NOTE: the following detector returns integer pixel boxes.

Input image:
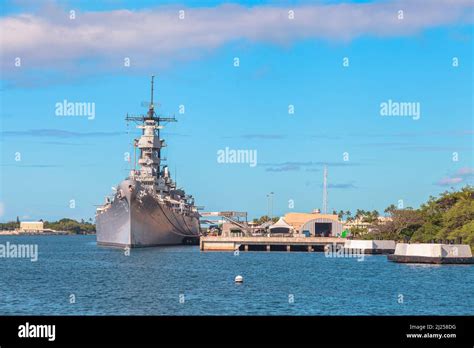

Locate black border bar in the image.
[0,316,473,346]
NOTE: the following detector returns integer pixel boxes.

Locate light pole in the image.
[267,192,274,222]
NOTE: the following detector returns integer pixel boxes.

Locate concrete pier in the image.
[344,240,396,254]
[200,236,345,252]
[388,243,474,264]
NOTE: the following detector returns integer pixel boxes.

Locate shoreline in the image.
[0,231,96,236]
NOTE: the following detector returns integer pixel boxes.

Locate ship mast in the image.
[148,75,155,119]
[125,76,177,186]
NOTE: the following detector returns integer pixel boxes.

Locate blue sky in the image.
[0,0,473,222]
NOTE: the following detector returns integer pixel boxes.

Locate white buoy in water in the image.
[234,275,243,283]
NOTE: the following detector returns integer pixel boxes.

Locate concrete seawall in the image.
[388,243,474,264]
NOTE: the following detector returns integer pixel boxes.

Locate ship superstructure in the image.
[96,76,200,247]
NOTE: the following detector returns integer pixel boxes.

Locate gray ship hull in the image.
[96,180,200,248]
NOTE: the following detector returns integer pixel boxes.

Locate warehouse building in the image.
[20,221,44,233]
[284,212,344,237]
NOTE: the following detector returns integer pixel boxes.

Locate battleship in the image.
[96,76,200,247]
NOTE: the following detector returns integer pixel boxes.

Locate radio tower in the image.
[322,165,328,214]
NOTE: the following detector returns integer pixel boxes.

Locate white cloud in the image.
[437,177,463,186]
[0,0,472,74]
[457,167,474,177]
[436,167,474,186]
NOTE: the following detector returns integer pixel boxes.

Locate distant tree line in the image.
[0,219,20,231]
[334,209,380,223]
[44,218,95,234]
[252,215,279,225]
[0,218,95,234]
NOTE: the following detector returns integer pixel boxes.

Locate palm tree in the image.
[384,204,397,215]
[355,209,365,220]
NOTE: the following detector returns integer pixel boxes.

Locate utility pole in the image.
[270,192,274,221]
[323,165,328,214]
[267,192,274,221]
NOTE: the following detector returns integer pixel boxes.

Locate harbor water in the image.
[0,235,473,315]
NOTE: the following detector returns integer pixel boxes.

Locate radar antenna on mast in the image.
[126,76,177,124]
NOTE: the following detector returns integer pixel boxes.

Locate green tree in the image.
[367,186,474,250]
[349,226,368,238]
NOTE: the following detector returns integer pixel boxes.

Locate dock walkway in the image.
[200,236,345,252]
